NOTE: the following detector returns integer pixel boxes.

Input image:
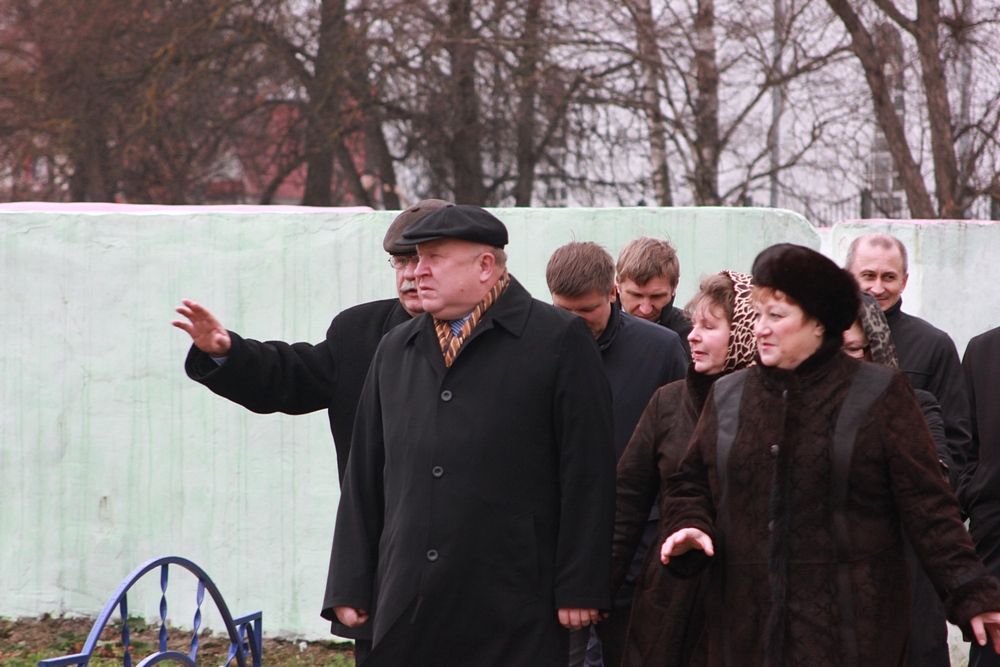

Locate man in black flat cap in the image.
[173,198,449,662]
[324,204,616,666]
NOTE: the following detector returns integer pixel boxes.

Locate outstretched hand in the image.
[172,299,231,356]
[971,611,1000,653]
[660,527,714,565]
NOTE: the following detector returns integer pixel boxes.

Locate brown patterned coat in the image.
[665,343,1000,666]
[612,370,715,666]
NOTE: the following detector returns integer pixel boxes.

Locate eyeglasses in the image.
[388,255,419,269]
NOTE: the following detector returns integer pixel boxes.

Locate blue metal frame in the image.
[37,555,262,667]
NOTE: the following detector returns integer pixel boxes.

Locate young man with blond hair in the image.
[616,237,691,355]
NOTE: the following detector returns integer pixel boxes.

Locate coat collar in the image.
[384,299,414,333]
[756,335,847,395]
[656,295,676,323]
[884,297,903,322]
[685,365,721,413]
[595,301,623,352]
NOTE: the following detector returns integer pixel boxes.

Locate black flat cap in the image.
[752,243,859,338]
[383,199,452,254]
[400,204,508,248]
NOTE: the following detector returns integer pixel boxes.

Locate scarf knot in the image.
[433,273,510,367]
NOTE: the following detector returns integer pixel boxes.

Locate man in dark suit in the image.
[963,327,1000,667]
[326,205,616,666]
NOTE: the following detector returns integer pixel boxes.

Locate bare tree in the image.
[627,0,674,205]
[0,0,284,203]
[826,0,1000,217]
[589,0,847,207]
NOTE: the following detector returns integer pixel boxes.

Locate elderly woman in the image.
[608,270,756,667]
[659,244,1000,666]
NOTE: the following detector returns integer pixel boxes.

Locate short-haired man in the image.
[615,237,691,356]
[547,241,686,667]
[326,206,616,666]
[962,326,1000,667]
[846,231,973,667]
[172,198,449,662]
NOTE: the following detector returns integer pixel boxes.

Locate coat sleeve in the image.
[959,336,983,509]
[551,318,616,610]
[913,389,949,478]
[321,347,386,620]
[879,373,1000,633]
[184,324,336,415]
[661,392,719,578]
[611,388,669,593]
[925,332,974,494]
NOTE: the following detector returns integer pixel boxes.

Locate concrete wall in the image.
[1,204,991,641]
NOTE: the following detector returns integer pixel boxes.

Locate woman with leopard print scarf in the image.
[607,270,756,667]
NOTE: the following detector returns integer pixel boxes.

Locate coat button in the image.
[769,444,779,457]
[440,390,453,402]
[432,466,444,478]
[426,549,439,562]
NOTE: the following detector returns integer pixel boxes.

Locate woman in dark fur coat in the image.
[609,270,756,667]
[660,243,1000,666]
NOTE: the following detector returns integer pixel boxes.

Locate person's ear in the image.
[478,250,496,279]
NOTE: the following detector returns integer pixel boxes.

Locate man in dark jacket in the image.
[173,198,448,480]
[547,241,686,667]
[963,327,1000,667]
[326,205,616,666]
[845,232,972,487]
[615,236,692,356]
[846,231,973,667]
[172,198,449,661]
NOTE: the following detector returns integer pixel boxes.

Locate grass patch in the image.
[0,615,355,666]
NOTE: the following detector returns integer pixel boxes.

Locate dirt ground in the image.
[0,614,355,666]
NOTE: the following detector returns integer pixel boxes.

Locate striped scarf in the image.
[433,273,510,367]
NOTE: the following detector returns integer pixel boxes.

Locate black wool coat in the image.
[323,277,616,667]
[963,328,1000,564]
[665,344,1000,667]
[184,298,410,481]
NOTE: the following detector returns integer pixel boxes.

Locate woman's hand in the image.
[660,527,714,565]
[970,611,1000,652]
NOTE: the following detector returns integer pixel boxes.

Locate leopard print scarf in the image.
[857,292,898,367]
[433,273,511,367]
[721,270,757,372]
